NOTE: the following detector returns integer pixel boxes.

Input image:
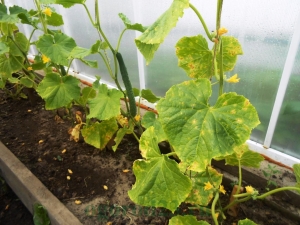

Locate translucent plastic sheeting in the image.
[271,46,300,159]
[10,0,140,88]
[8,0,300,155]
[136,0,300,146]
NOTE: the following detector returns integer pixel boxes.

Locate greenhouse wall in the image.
[8,0,300,161]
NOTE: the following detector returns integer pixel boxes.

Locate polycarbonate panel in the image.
[271,46,300,159]
[56,1,140,88]
[221,1,300,144]
[137,0,300,145]
[10,0,140,88]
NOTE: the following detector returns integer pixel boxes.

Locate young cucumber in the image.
[116,52,137,117]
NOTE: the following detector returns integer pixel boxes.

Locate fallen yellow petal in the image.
[68,169,73,174]
[123,169,130,173]
[38,158,42,162]
[27,66,33,71]
[38,140,44,144]
[62,149,67,154]
[74,200,82,205]
[103,185,108,190]
[27,109,32,112]
[67,176,71,180]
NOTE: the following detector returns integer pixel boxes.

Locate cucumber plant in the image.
[127,1,300,224]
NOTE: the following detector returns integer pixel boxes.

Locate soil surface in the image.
[0,90,299,225]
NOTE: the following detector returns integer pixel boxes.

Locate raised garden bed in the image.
[0,91,300,225]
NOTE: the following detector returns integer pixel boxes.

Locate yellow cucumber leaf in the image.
[128,155,192,213]
[87,84,123,121]
[141,112,167,143]
[175,35,213,79]
[139,126,162,159]
[169,215,210,225]
[135,0,190,64]
[157,79,260,172]
[218,36,243,72]
[81,119,118,149]
[185,167,222,206]
[225,144,264,168]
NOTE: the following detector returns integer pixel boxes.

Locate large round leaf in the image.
[36,33,76,66]
[0,54,24,78]
[176,35,213,79]
[128,155,192,213]
[37,73,80,109]
[157,79,260,172]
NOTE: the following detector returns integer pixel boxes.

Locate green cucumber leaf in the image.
[218,36,243,72]
[0,54,24,78]
[128,155,192,212]
[36,73,80,109]
[55,0,86,8]
[0,5,19,24]
[238,218,258,225]
[141,89,160,103]
[20,77,34,88]
[90,40,101,53]
[36,33,77,66]
[40,0,56,4]
[176,35,213,79]
[0,77,6,88]
[46,12,64,26]
[0,42,9,54]
[157,78,260,172]
[81,119,118,149]
[8,32,29,56]
[139,126,162,159]
[141,112,166,143]
[112,125,134,152]
[135,0,189,64]
[185,167,222,206]
[33,203,50,225]
[169,215,210,225]
[293,164,300,193]
[118,13,147,32]
[76,86,96,106]
[225,144,264,168]
[87,84,123,120]
[79,58,97,68]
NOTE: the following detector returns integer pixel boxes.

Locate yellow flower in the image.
[219,185,226,194]
[42,55,50,64]
[134,114,140,122]
[204,181,213,191]
[245,185,255,194]
[27,66,33,71]
[218,27,228,36]
[43,7,52,17]
[227,74,240,83]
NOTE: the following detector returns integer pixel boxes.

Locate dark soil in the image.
[0,90,299,225]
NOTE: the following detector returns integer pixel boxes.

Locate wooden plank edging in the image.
[0,141,82,225]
